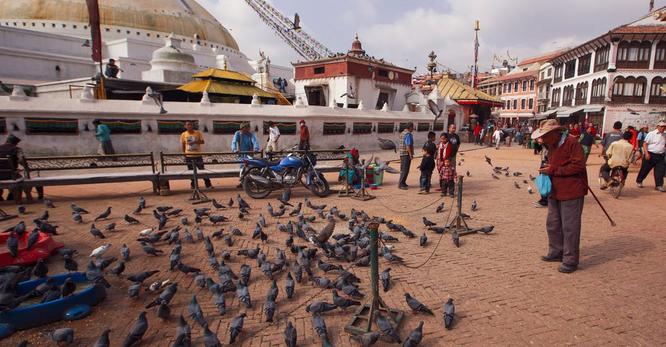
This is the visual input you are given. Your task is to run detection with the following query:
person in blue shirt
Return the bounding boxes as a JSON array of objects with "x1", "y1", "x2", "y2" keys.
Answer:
[
  {"x1": 231, "y1": 122, "x2": 260, "y2": 153},
  {"x1": 231, "y1": 122, "x2": 260, "y2": 188},
  {"x1": 92, "y1": 119, "x2": 115, "y2": 155}
]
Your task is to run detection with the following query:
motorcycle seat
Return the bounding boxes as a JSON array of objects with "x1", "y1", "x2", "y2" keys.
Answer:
[{"x1": 256, "y1": 158, "x2": 282, "y2": 167}]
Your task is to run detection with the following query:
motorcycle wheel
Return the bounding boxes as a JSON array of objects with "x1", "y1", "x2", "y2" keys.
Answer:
[
  {"x1": 242, "y1": 168, "x2": 272, "y2": 199},
  {"x1": 308, "y1": 173, "x2": 330, "y2": 197}
]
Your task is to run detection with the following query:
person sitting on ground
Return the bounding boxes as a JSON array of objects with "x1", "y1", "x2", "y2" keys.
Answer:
[
  {"x1": 418, "y1": 131, "x2": 437, "y2": 194},
  {"x1": 0, "y1": 134, "x2": 44, "y2": 201},
  {"x1": 439, "y1": 158, "x2": 457, "y2": 197},
  {"x1": 599, "y1": 131, "x2": 633, "y2": 189}
]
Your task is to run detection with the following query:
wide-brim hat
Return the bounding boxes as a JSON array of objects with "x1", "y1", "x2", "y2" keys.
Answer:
[
  {"x1": 658, "y1": 120, "x2": 666, "y2": 127},
  {"x1": 531, "y1": 119, "x2": 566, "y2": 139}
]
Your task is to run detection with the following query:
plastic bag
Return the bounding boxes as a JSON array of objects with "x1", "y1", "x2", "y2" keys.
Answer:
[{"x1": 535, "y1": 173, "x2": 552, "y2": 197}]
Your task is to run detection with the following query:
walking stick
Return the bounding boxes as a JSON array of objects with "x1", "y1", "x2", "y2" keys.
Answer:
[{"x1": 587, "y1": 187, "x2": 616, "y2": 227}]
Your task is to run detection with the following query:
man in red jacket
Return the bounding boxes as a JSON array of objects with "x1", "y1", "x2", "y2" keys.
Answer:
[{"x1": 532, "y1": 119, "x2": 588, "y2": 273}]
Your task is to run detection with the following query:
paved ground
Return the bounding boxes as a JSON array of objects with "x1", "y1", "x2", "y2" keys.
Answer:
[{"x1": 1, "y1": 143, "x2": 665, "y2": 346}]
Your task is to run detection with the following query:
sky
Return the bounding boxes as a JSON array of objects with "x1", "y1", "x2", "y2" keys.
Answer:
[{"x1": 201, "y1": 0, "x2": 665, "y2": 74}]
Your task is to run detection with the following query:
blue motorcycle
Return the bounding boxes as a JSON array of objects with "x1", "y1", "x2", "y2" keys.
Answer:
[{"x1": 240, "y1": 149, "x2": 330, "y2": 199}]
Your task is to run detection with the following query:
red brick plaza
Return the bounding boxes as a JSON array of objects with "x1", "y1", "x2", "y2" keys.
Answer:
[{"x1": 2, "y1": 144, "x2": 664, "y2": 346}]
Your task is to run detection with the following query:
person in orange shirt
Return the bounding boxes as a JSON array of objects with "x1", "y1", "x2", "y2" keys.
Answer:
[{"x1": 180, "y1": 121, "x2": 212, "y2": 189}]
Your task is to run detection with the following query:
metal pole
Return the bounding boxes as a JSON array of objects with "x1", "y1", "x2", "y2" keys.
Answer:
[
  {"x1": 456, "y1": 176, "x2": 463, "y2": 229},
  {"x1": 367, "y1": 221, "x2": 380, "y2": 332}
]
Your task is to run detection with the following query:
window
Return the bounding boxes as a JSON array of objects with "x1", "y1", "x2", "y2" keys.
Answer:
[
  {"x1": 157, "y1": 120, "x2": 198, "y2": 134},
  {"x1": 522, "y1": 81, "x2": 527, "y2": 91},
  {"x1": 594, "y1": 45, "x2": 610, "y2": 72},
  {"x1": 575, "y1": 82, "x2": 588, "y2": 105},
  {"x1": 551, "y1": 88, "x2": 561, "y2": 107},
  {"x1": 417, "y1": 123, "x2": 430, "y2": 132},
  {"x1": 352, "y1": 122, "x2": 373, "y2": 135},
  {"x1": 649, "y1": 77, "x2": 666, "y2": 103},
  {"x1": 564, "y1": 60, "x2": 576, "y2": 79},
  {"x1": 655, "y1": 41, "x2": 666, "y2": 69},
  {"x1": 25, "y1": 118, "x2": 79, "y2": 135},
  {"x1": 577, "y1": 54, "x2": 591, "y2": 76},
  {"x1": 591, "y1": 78, "x2": 607, "y2": 103},
  {"x1": 529, "y1": 79, "x2": 534, "y2": 91},
  {"x1": 377, "y1": 69, "x2": 389, "y2": 78},
  {"x1": 505, "y1": 100, "x2": 510, "y2": 109},
  {"x1": 562, "y1": 85, "x2": 574, "y2": 105},
  {"x1": 377, "y1": 122, "x2": 394, "y2": 133},
  {"x1": 512, "y1": 99, "x2": 517, "y2": 109},
  {"x1": 528, "y1": 98, "x2": 534, "y2": 110},
  {"x1": 304, "y1": 86, "x2": 326, "y2": 106},
  {"x1": 612, "y1": 76, "x2": 647, "y2": 103},
  {"x1": 98, "y1": 119, "x2": 142, "y2": 134},
  {"x1": 554, "y1": 64, "x2": 563, "y2": 83},
  {"x1": 617, "y1": 41, "x2": 651, "y2": 69},
  {"x1": 547, "y1": 68, "x2": 552, "y2": 77},
  {"x1": 323, "y1": 122, "x2": 346, "y2": 135},
  {"x1": 212, "y1": 121, "x2": 244, "y2": 134},
  {"x1": 433, "y1": 122, "x2": 445, "y2": 131},
  {"x1": 375, "y1": 92, "x2": 390, "y2": 110},
  {"x1": 513, "y1": 82, "x2": 518, "y2": 92},
  {"x1": 313, "y1": 66, "x2": 325, "y2": 74},
  {"x1": 263, "y1": 121, "x2": 297, "y2": 135},
  {"x1": 0, "y1": 118, "x2": 7, "y2": 134},
  {"x1": 521, "y1": 99, "x2": 526, "y2": 109}
]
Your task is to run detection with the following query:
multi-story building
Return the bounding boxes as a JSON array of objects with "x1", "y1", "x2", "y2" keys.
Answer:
[
  {"x1": 536, "y1": 62, "x2": 554, "y2": 115},
  {"x1": 292, "y1": 36, "x2": 414, "y2": 111},
  {"x1": 548, "y1": 7, "x2": 666, "y2": 132},
  {"x1": 499, "y1": 51, "x2": 563, "y2": 124}
]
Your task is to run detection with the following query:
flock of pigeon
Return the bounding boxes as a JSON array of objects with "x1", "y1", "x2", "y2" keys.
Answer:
[
  {"x1": 483, "y1": 155, "x2": 536, "y2": 194},
  {"x1": 1, "y1": 186, "x2": 462, "y2": 346}
]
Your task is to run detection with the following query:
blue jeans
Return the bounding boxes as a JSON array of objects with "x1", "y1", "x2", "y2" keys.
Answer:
[
  {"x1": 419, "y1": 170, "x2": 433, "y2": 192},
  {"x1": 399, "y1": 155, "x2": 411, "y2": 187}
]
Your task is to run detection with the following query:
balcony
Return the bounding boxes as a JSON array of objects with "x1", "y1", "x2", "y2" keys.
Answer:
[
  {"x1": 616, "y1": 60, "x2": 649, "y2": 69},
  {"x1": 574, "y1": 98, "x2": 587, "y2": 106},
  {"x1": 611, "y1": 95, "x2": 645, "y2": 104},
  {"x1": 590, "y1": 96, "x2": 605, "y2": 104},
  {"x1": 649, "y1": 95, "x2": 666, "y2": 104}
]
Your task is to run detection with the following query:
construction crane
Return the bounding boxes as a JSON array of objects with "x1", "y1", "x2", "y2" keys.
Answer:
[{"x1": 244, "y1": 0, "x2": 334, "y2": 61}]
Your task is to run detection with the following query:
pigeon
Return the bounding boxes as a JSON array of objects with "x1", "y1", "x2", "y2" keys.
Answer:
[
  {"x1": 212, "y1": 199, "x2": 226, "y2": 209},
  {"x1": 70, "y1": 203, "x2": 89, "y2": 214},
  {"x1": 527, "y1": 186, "x2": 533, "y2": 194},
  {"x1": 422, "y1": 217, "x2": 436, "y2": 227},
  {"x1": 284, "y1": 321, "x2": 297, "y2": 347},
  {"x1": 122, "y1": 311, "x2": 148, "y2": 347},
  {"x1": 128, "y1": 283, "x2": 141, "y2": 298},
  {"x1": 289, "y1": 202, "x2": 302, "y2": 216},
  {"x1": 93, "y1": 329, "x2": 111, "y2": 347},
  {"x1": 133, "y1": 205, "x2": 143, "y2": 215},
  {"x1": 350, "y1": 331, "x2": 381, "y2": 347},
  {"x1": 237, "y1": 194, "x2": 251, "y2": 210},
  {"x1": 202, "y1": 324, "x2": 221, "y2": 347},
  {"x1": 22, "y1": 228, "x2": 39, "y2": 251},
  {"x1": 124, "y1": 214, "x2": 140, "y2": 225},
  {"x1": 63, "y1": 254, "x2": 79, "y2": 272},
  {"x1": 332, "y1": 289, "x2": 361, "y2": 309},
  {"x1": 444, "y1": 298, "x2": 455, "y2": 329},
  {"x1": 38, "y1": 210, "x2": 50, "y2": 221},
  {"x1": 381, "y1": 268, "x2": 391, "y2": 292},
  {"x1": 285, "y1": 272, "x2": 295, "y2": 299},
  {"x1": 61, "y1": 277, "x2": 76, "y2": 297},
  {"x1": 452, "y1": 231, "x2": 460, "y2": 248},
  {"x1": 173, "y1": 315, "x2": 192, "y2": 347},
  {"x1": 6, "y1": 232, "x2": 19, "y2": 258},
  {"x1": 145, "y1": 283, "x2": 178, "y2": 308},
  {"x1": 312, "y1": 314, "x2": 333, "y2": 347},
  {"x1": 491, "y1": 173, "x2": 500, "y2": 180},
  {"x1": 48, "y1": 328, "x2": 75, "y2": 345},
  {"x1": 403, "y1": 321, "x2": 424, "y2": 347},
  {"x1": 306, "y1": 301, "x2": 338, "y2": 315},
  {"x1": 138, "y1": 196, "x2": 146, "y2": 209},
  {"x1": 264, "y1": 297, "x2": 276, "y2": 322},
  {"x1": 104, "y1": 222, "x2": 116, "y2": 232},
  {"x1": 11, "y1": 221, "x2": 27, "y2": 236},
  {"x1": 471, "y1": 200, "x2": 477, "y2": 211},
  {"x1": 466, "y1": 170, "x2": 471, "y2": 177},
  {"x1": 305, "y1": 198, "x2": 326, "y2": 211},
  {"x1": 188, "y1": 295, "x2": 207, "y2": 327},
  {"x1": 120, "y1": 244, "x2": 130, "y2": 261},
  {"x1": 32, "y1": 259, "x2": 48, "y2": 278},
  {"x1": 44, "y1": 199, "x2": 56, "y2": 208},
  {"x1": 211, "y1": 288, "x2": 226, "y2": 316},
  {"x1": 514, "y1": 181, "x2": 521, "y2": 189},
  {"x1": 435, "y1": 203, "x2": 445, "y2": 213},
  {"x1": 405, "y1": 293, "x2": 434, "y2": 315},
  {"x1": 95, "y1": 207, "x2": 112, "y2": 221},
  {"x1": 156, "y1": 206, "x2": 172, "y2": 213},
  {"x1": 110, "y1": 261, "x2": 125, "y2": 276},
  {"x1": 141, "y1": 242, "x2": 164, "y2": 256},
  {"x1": 89, "y1": 224, "x2": 106, "y2": 239},
  {"x1": 72, "y1": 212, "x2": 84, "y2": 224},
  {"x1": 420, "y1": 233, "x2": 428, "y2": 247},
  {"x1": 177, "y1": 263, "x2": 201, "y2": 275},
  {"x1": 126, "y1": 270, "x2": 159, "y2": 283},
  {"x1": 375, "y1": 311, "x2": 401, "y2": 343},
  {"x1": 157, "y1": 301, "x2": 171, "y2": 320},
  {"x1": 90, "y1": 243, "x2": 111, "y2": 258},
  {"x1": 41, "y1": 285, "x2": 61, "y2": 302},
  {"x1": 209, "y1": 215, "x2": 228, "y2": 225},
  {"x1": 236, "y1": 282, "x2": 252, "y2": 308},
  {"x1": 229, "y1": 313, "x2": 246, "y2": 344},
  {"x1": 484, "y1": 155, "x2": 492, "y2": 166}
]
